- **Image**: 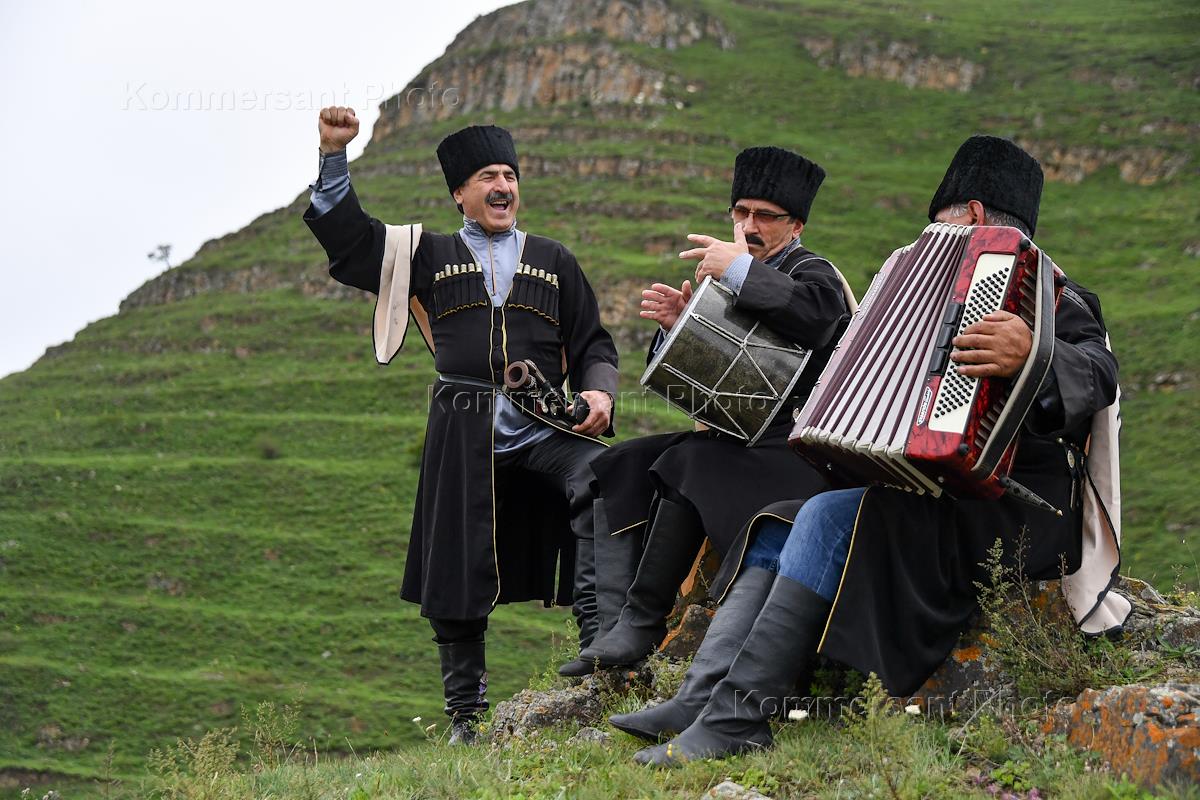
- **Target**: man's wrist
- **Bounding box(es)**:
[719,253,753,293]
[319,144,348,155]
[583,388,615,410]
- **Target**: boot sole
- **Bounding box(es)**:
[609,716,673,743]
[557,659,597,677]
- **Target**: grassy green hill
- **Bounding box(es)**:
[2,0,1197,794]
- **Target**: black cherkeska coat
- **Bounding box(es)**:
[305,186,619,621]
[590,246,851,557]
[714,277,1118,696]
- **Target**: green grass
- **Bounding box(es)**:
[55,671,1200,800]
[2,0,1198,794]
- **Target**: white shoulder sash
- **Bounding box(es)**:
[1062,335,1130,634]
[374,223,422,364]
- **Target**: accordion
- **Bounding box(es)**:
[790,223,1061,501]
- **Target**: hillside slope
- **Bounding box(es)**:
[1,0,1197,792]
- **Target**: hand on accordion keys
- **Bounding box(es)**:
[950,310,1034,378]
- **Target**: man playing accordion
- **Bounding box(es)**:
[620,135,1126,766]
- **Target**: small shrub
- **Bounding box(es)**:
[527,617,583,691]
[974,536,1146,700]
[644,650,690,700]
[242,698,302,772]
[254,434,282,460]
[147,728,240,800]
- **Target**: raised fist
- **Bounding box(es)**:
[318,106,359,153]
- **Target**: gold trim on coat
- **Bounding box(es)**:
[816,487,870,652]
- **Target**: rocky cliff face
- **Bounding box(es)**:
[371,0,733,135]
[800,36,984,93]
[1018,139,1191,185]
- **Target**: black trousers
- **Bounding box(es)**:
[430,616,488,645]
[429,428,604,644]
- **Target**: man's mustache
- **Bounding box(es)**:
[486,191,514,204]
[745,233,765,247]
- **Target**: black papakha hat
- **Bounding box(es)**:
[730,146,826,222]
[436,125,520,195]
[927,135,1044,235]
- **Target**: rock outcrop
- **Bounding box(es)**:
[488,666,657,741]
[886,576,1200,715]
[490,683,604,741]
[1018,139,1191,185]
[800,36,984,93]
[372,0,733,135]
[1044,683,1200,788]
[119,262,364,313]
[354,153,730,182]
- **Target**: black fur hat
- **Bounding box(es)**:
[927,135,1044,235]
[436,125,520,195]
[730,146,826,222]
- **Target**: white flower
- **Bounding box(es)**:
[412,716,421,723]
[787,709,809,721]
[904,704,922,715]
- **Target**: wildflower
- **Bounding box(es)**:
[412,716,421,723]
[787,709,809,721]
[904,704,922,715]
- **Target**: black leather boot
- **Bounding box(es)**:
[634,575,831,766]
[438,641,488,745]
[593,497,643,639]
[560,498,644,677]
[572,530,600,649]
[576,497,704,668]
[609,566,774,742]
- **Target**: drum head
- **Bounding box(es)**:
[641,277,811,443]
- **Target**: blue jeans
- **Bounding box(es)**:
[744,488,865,601]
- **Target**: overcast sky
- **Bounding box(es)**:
[0,0,510,379]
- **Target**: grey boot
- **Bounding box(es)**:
[577,497,705,668]
[572,530,600,649]
[634,575,831,766]
[593,497,643,638]
[609,566,774,742]
[560,498,643,677]
[438,641,488,745]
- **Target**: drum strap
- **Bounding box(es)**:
[785,255,859,314]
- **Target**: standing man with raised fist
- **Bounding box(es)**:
[303,107,619,744]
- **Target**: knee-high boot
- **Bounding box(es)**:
[437,641,489,745]
[560,498,642,676]
[571,530,600,650]
[634,574,831,766]
[609,566,775,741]
[577,496,705,668]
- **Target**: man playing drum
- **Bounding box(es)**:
[559,146,855,676]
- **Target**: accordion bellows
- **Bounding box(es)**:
[790,223,1060,499]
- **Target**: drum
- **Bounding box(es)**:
[640,277,812,445]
